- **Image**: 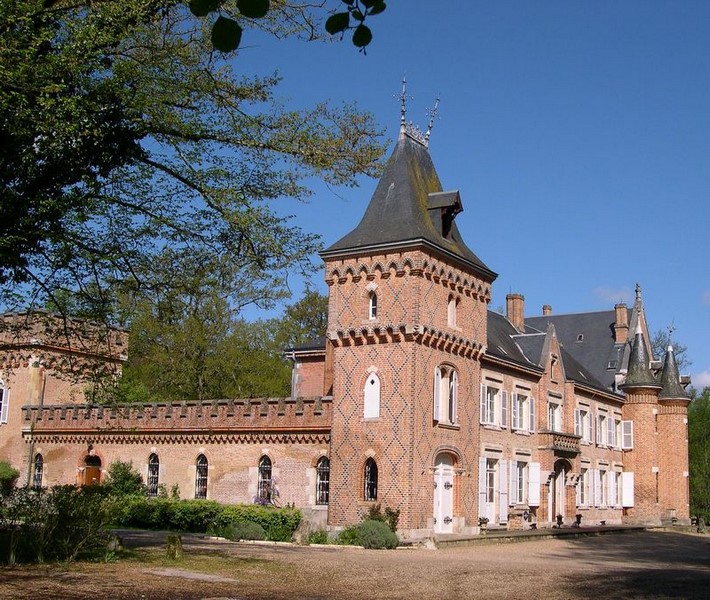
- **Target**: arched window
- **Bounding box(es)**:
[147,453,159,497]
[364,458,378,501]
[316,457,330,505]
[195,454,208,499]
[447,296,458,327]
[433,365,458,425]
[368,292,378,320]
[258,455,273,503]
[364,372,381,419]
[33,453,43,489]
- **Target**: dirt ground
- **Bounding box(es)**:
[1,530,709,600]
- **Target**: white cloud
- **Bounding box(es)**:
[692,370,710,388]
[593,286,633,305]
[702,291,710,306]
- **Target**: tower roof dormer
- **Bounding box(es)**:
[320,130,496,282]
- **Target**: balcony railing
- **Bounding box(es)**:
[538,430,581,454]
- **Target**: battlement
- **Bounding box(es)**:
[23,396,332,437]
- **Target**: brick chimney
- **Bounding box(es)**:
[614,303,629,344]
[542,304,552,316]
[506,293,525,332]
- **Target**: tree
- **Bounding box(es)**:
[1,1,385,324]
[276,289,328,349]
[651,329,691,372]
[689,387,710,520]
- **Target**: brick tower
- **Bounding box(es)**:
[320,114,496,535]
[657,344,691,524]
[620,304,662,525]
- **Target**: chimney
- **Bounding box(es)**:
[614,303,629,344]
[542,304,552,316]
[506,293,525,332]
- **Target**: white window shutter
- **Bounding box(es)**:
[0,389,8,424]
[529,397,536,432]
[478,457,488,520]
[499,459,509,523]
[512,394,519,430]
[528,462,541,506]
[622,420,634,449]
[479,383,486,424]
[607,417,614,446]
[586,412,593,442]
[451,371,459,423]
[574,409,581,436]
[434,367,441,421]
[509,460,518,504]
[591,469,598,507]
[621,472,634,507]
[501,390,508,428]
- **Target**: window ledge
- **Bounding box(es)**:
[363,417,380,422]
[513,430,532,436]
[482,424,502,431]
[436,422,460,431]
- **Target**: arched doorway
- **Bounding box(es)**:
[433,453,455,534]
[549,459,571,522]
[83,455,102,486]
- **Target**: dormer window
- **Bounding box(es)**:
[427,191,463,240]
[368,292,378,320]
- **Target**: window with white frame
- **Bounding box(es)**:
[574,407,593,443]
[364,372,381,419]
[596,468,608,506]
[486,459,498,504]
[480,383,508,427]
[615,471,623,506]
[434,365,458,425]
[0,382,8,424]
[576,467,589,506]
[596,413,609,447]
[621,420,634,449]
[613,417,622,449]
[512,391,535,433]
[547,400,562,432]
[510,461,528,505]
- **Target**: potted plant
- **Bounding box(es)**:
[478,516,489,533]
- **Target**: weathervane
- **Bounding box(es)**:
[396,76,440,148]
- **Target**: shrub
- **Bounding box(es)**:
[106,460,144,497]
[356,520,399,549]
[364,503,400,532]
[306,529,329,545]
[217,521,266,541]
[335,525,362,546]
[0,461,19,497]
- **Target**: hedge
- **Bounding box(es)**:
[113,498,301,541]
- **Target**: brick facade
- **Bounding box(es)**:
[0,130,691,536]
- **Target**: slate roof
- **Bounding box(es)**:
[659,345,690,399]
[525,310,629,391]
[321,133,496,281]
[485,311,539,369]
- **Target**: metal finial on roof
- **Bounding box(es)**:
[635,282,642,302]
[396,76,411,131]
[424,96,440,144]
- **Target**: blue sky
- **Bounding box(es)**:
[238,1,710,388]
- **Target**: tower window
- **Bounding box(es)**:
[258,455,273,503]
[447,296,458,327]
[433,365,458,425]
[364,372,381,419]
[364,458,378,501]
[33,453,44,489]
[368,292,378,320]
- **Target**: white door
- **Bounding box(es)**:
[485,458,498,523]
[434,455,455,534]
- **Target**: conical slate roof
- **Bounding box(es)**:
[321,133,496,281]
[621,328,661,390]
[659,345,690,399]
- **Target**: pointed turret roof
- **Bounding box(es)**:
[659,345,690,399]
[620,323,661,390]
[321,132,496,281]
